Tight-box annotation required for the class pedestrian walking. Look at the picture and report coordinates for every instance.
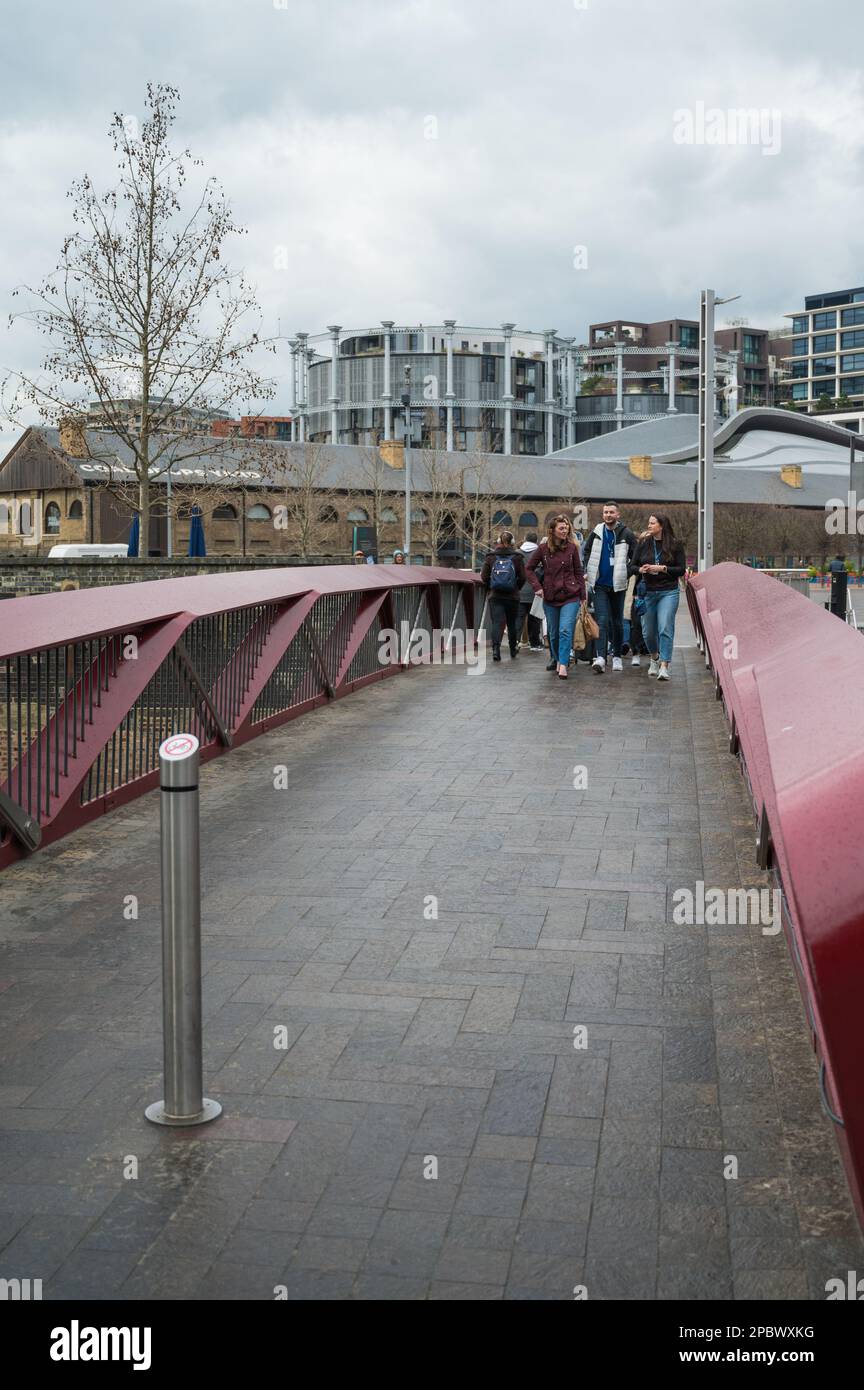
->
[623,573,648,667]
[480,530,527,663]
[582,501,636,674]
[518,531,544,651]
[525,514,586,680]
[629,513,686,681]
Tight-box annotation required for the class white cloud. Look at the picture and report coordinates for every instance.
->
[1,0,862,439]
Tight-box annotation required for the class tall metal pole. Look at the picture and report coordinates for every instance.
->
[145,733,222,1127]
[166,469,173,559]
[697,290,715,572]
[402,365,412,562]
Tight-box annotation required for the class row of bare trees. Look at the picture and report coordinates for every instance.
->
[82,438,848,569]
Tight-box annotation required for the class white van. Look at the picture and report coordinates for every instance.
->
[48,544,130,559]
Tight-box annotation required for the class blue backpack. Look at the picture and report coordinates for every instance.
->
[490,554,518,592]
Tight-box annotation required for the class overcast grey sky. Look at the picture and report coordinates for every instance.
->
[1,0,862,432]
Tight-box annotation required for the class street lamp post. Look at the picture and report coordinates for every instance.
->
[698,290,740,571]
[401,365,412,562]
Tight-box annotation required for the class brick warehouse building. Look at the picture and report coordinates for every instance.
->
[0,412,858,571]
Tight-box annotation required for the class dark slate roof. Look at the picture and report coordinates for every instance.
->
[0,424,845,510]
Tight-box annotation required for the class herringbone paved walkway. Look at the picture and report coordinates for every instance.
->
[1,645,861,1300]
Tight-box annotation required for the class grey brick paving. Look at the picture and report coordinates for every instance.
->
[1,640,862,1301]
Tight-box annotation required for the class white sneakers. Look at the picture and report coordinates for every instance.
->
[648,658,660,677]
[631,654,641,667]
[657,663,670,681]
[611,657,623,673]
[592,656,605,673]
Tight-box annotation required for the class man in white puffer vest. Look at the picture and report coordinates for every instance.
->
[583,502,636,673]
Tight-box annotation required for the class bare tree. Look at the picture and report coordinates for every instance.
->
[277,442,339,560]
[456,451,518,567]
[5,83,276,557]
[414,449,462,565]
[355,445,398,532]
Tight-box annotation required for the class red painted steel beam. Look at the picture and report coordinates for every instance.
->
[0,570,480,870]
[334,589,389,689]
[688,564,864,1231]
[230,591,319,739]
[0,565,480,659]
[21,616,193,839]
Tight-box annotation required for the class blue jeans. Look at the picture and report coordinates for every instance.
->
[592,585,625,659]
[641,588,680,664]
[544,600,580,665]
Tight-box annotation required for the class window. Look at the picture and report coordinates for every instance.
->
[247,504,272,521]
[44,502,61,534]
[347,507,369,523]
[813,311,836,330]
[791,384,808,400]
[812,382,836,398]
[17,501,32,534]
[743,334,762,364]
[68,499,83,519]
[213,504,237,520]
[791,339,809,356]
[679,326,698,350]
[0,501,9,533]
[411,508,428,524]
[318,504,338,523]
[492,510,512,527]
[813,334,836,353]
[792,315,809,334]
[840,354,864,373]
[841,330,864,349]
[841,307,864,327]
[790,362,808,379]
[840,376,864,395]
[812,357,836,376]
[481,356,496,384]
[380,506,398,523]
[518,511,538,527]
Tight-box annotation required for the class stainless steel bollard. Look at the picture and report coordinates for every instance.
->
[145,734,222,1127]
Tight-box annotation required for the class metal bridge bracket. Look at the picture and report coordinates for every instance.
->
[0,788,42,853]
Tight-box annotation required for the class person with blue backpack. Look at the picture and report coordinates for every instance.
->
[480,530,527,663]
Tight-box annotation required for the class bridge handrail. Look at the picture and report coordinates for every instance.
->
[686,563,864,1229]
[0,564,481,868]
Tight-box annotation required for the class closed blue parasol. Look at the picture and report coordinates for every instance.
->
[127,513,140,557]
[188,505,206,557]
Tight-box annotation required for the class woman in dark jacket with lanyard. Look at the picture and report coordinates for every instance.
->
[525,514,586,679]
[629,513,686,681]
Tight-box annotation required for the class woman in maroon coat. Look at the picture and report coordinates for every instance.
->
[525,514,587,679]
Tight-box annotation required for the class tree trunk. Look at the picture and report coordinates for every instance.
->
[138,473,150,558]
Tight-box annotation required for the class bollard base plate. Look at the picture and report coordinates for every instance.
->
[145,1098,223,1127]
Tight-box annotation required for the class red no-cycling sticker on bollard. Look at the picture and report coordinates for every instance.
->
[161,734,199,759]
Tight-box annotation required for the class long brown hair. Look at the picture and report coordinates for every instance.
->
[545,514,573,552]
[646,513,676,563]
